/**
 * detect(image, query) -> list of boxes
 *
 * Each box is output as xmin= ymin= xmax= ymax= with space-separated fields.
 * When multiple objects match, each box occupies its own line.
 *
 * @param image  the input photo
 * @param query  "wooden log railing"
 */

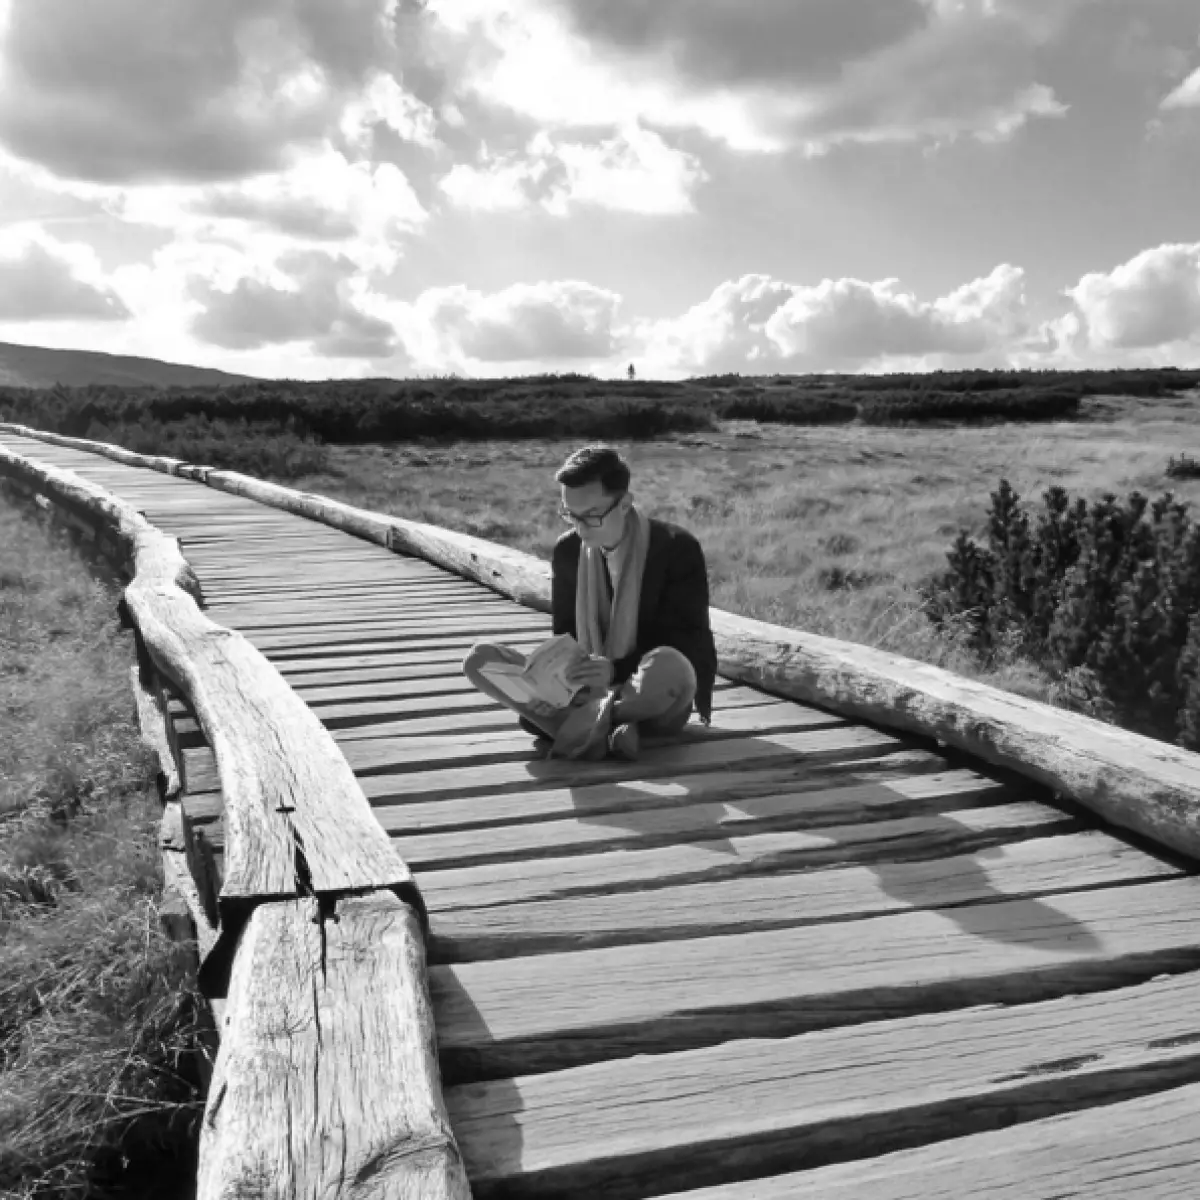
xmin=0 ymin=435 xmax=471 ymax=1200
xmin=4 ymin=421 xmax=1196 ymax=867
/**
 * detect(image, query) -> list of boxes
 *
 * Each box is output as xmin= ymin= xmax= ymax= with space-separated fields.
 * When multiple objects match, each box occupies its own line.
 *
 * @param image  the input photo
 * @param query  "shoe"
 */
xmin=607 ymin=722 xmax=640 ymax=761
xmin=550 ymin=692 xmax=615 ymax=760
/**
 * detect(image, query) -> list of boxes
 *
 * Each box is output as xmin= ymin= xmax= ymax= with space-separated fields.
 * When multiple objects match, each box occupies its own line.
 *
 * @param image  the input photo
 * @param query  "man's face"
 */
xmin=560 ymin=480 xmax=629 ymax=548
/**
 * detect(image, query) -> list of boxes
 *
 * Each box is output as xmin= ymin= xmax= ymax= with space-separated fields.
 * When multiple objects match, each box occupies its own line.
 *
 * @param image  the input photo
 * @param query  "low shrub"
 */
xmin=922 ymin=478 xmax=1200 ymax=748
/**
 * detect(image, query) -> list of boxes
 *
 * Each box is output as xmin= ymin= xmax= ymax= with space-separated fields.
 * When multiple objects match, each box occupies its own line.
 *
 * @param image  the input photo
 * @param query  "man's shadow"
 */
xmin=509 ymin=709 xmax=1109 ymax=952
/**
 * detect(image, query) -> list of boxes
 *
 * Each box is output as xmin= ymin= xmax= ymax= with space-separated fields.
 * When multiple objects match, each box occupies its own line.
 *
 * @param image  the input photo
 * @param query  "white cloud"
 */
xmin=1161 ymin=65 xmax=1200 ymax=109
xmin=637 ymin=265 xmax=1030 ymax=373
xmin=0 ymin=0 xmax=436 ymax=184
xmin=0 ymin=227 xmax=130 ymax=320
xmin=431 ymin=0 xmax=1071 ymax=155
xmin=1058 ymin=243 xmax=1200 ymax=352
xmin=415 ymin=280 xmax=623 ymax=365
xmin=439 ymin=124 xmax=706 ymax=214
xmin=340 ymin=71 xmax=442 ymax=152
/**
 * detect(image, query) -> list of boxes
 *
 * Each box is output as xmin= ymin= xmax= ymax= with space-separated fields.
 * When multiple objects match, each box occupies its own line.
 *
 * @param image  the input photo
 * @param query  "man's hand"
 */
xmin=567 ymin=655 xmax=614 ymax=692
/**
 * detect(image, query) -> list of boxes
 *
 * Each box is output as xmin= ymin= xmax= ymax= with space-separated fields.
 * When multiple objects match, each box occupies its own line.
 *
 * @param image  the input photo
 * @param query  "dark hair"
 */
xmin=555 ymin=444 xmax=631 ymax=493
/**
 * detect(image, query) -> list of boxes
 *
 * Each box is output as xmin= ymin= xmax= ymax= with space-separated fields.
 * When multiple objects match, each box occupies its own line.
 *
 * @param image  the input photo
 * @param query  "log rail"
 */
xmin=6 ymin=419 xmax=1200 ymax=1199
xmin=0 ymin=429 xmax=470 ymax=1199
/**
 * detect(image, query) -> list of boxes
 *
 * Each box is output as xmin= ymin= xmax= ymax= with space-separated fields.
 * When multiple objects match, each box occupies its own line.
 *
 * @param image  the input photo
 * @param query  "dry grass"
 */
xmin=280 ymin=392 xmax=1200 ymax=707
xmin=0 ymin=495 xmax=204 ymax=1199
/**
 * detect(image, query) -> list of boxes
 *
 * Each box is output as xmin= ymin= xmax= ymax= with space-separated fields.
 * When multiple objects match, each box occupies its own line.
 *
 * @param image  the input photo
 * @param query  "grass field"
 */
xmin=0 ymin=495 xmax=203 ymax=1198
xmin=281 ymin=391 xmax=1200 ymax=709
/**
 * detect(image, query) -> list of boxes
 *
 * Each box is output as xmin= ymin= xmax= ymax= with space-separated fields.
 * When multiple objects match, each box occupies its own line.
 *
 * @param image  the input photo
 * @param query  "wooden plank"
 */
xmin=183 ymin=747 xmax=955 ymax=837
xmin=248 ymin=625 xmax=549 ymax=659
xmin=654 ymin=1078 xmax=1200 ymax=1199
xmin=400 ymin=799 xmax=1072 ymax=876
xmin=358 ymin=725 xmax=913 ymax=802
xmin=327 ymin=696 xmax=833 ymax=744
xmin=430 ymin=831 xmax=1181 ymax=961
xmin=186 ymin=724 xmax=910 ymax=796
xmin=237 ymin=614 xmax=550 ymax=649
xmin=430 ymin=876 xmax=1200 ymax=1082
xmin=446 ymin=972 xmax=1200 ymax=1199
xmin=269 ymin=636 xmax=547 ymax=677
xmin=182 ymin=894 xmax=472 ymax=1200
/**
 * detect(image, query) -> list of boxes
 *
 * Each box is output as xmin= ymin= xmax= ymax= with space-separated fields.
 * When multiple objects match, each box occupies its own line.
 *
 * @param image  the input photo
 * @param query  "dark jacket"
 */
xmin=551 ymin=517 xmax=718 ymax=721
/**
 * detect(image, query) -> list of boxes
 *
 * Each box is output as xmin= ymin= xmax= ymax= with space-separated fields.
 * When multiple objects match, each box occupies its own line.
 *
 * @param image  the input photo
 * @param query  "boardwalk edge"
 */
xmin=0 ymin=431 xmax=472 ymax=1200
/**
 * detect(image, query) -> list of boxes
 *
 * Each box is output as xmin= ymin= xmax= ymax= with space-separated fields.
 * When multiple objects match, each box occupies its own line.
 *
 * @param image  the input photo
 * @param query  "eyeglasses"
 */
xmin=559 ymin=493 xmax=624 ymax=528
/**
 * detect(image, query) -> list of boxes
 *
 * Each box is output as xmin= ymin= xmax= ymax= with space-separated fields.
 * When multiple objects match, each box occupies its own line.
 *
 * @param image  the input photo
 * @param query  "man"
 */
xmin=463 ymin=443 xmax=718 ymax=760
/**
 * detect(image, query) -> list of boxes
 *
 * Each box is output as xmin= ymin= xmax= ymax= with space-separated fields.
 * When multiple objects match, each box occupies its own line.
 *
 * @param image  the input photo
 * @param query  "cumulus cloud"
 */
xmin=439 ymin=124 xmax=706 ymax=214
xmin=442 ymin=0 xmax=1071 ymax=154
xmin=1161 ymin=65 xmax=1200 ymax=109
xmin=639 ymin=265 xmax=1030 ymax=373
xmin=0 ymin=0 xmax=433 ymax=184
xmin=1058 ymin=243 xmax=1200 ymax=352
xmin=417 ymin=280 xmax=622 ymax=363
xmin=189 ymin=250 xmax=397 ymax=356
xmin=0 ymin=229 xmax=130 ymax=321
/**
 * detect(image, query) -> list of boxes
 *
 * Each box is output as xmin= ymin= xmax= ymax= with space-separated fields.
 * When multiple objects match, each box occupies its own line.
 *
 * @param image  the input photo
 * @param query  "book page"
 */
xmin=477 ymin=660 xmax=538 ymax=707
xmin=523 ymin=634 xmax=587 ymax=707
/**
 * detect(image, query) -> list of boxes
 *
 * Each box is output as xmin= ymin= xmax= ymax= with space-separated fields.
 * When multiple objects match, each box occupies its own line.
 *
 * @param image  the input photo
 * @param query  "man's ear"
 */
xmin=622 ymin=491 xmax=634 ymax=512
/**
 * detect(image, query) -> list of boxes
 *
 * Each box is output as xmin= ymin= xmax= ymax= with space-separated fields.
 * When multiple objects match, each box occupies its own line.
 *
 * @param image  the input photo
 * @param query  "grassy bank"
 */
xmin=275 ymin=390 xmax=1200 ymax=716
xmin=0 ymin=494 xmax=204 ymax=1198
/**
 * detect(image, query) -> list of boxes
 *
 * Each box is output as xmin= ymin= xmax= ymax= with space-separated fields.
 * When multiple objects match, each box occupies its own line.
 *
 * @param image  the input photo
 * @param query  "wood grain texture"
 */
xmin=196 ymin=892 xmax=470 ymax=1200
xmin=431 ymin=877 xmax=1200 ymax=1081
xmin=409 ymin=802 xmax=1076 ymax=909
xmin=654 ymin=1078 xmax=1200 ymax=1199
xmin=447 ymin=972 xmax=1200 ymax=1199
xmin=429 ymin=831 xmax=1181 ymax=961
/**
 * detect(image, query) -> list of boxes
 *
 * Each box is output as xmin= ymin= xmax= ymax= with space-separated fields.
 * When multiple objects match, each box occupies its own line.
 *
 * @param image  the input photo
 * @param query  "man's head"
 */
xmin=555 ymin=444 xmax=633 ymax=549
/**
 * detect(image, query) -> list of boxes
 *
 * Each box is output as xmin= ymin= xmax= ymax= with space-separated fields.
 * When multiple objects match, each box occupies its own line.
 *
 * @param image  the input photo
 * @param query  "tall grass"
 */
xmin=0 ymin=492 xmax=205 ymax=1199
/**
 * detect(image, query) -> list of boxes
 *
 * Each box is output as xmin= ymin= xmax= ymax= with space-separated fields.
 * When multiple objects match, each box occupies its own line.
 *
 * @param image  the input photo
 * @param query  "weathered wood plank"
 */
xmin=359 ymin=724 xmax=912 ymax=802
xmin=446 ymin=971 xmax=1200 ymax=1199
xmin=397 ymin=798 xmax=1073 ymax=874
xmin=186 ymin=724 xmax=910 ymax=798
xmin=326 ymin=696 xmax=839 ymax=745
xmin=430 ymin=877 xmax=1200 ymax=1081
xmin=197 ymin=894 xmax=474 ymax=1200
xmin=183 ymin=748 xmax=955 ymax=838
xmin=653 ymin=1078 xmax=1200 ymax=1199
xmin=430 ymin=831 xmax=1180 ymax=961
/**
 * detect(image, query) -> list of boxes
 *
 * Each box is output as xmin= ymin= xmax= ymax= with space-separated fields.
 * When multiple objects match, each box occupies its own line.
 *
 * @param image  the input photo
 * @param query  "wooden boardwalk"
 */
xmin=6 ymin=429 xmax=1200 ymax=1198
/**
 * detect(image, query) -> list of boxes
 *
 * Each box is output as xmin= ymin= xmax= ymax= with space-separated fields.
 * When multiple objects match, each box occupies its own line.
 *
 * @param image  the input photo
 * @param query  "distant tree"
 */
xmin=627 ymin=363 xmax=636 ymax=380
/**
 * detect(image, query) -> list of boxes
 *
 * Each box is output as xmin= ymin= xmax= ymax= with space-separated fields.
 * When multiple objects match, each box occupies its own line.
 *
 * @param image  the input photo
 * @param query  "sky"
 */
xmin=0 ymin=0 xmax=1196 ymax=381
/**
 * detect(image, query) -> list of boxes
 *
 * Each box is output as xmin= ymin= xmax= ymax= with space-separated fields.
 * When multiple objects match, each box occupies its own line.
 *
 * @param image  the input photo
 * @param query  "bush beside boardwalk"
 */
xmin=0 ymin=495 xmax=204 ymax=1199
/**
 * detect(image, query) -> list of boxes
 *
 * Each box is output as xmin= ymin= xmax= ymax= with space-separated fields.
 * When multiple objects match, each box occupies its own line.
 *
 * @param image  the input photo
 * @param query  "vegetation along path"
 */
xmin=4 ymin=427 xmax=1200 ymax=1199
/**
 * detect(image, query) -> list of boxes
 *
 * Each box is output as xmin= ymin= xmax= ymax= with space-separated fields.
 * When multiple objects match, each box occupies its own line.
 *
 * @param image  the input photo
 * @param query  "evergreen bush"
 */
xmin=923 ymin=479 xmax=1200 ymax=749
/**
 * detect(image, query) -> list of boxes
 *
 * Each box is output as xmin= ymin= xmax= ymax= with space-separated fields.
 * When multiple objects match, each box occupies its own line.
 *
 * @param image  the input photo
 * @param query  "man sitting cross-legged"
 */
xmin=462 ymin=443 xmax=718 ymax=761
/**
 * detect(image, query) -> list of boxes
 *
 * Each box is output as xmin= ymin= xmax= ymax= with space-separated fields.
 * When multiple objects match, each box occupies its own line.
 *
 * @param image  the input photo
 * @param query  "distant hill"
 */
xmin=0 ymin=341 xmax=260 ymax=389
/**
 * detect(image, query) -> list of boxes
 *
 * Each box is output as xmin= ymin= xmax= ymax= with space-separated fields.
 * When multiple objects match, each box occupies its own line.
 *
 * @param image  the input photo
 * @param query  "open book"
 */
xmin=478 ymin=633 xmax=590 ymax=709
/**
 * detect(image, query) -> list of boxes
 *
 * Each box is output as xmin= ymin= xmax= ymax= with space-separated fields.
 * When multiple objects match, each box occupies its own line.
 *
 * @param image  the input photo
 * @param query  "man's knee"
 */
xmin=637 ymin=646 xmax=697 ymax=693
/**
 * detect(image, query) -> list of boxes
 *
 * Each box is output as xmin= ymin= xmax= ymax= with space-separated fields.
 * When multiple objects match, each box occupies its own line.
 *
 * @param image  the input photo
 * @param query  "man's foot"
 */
xmin=608 ymin=722 xmax=640 ymax=761
xmin=550 ymin=692 xmax=615 ymax=760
